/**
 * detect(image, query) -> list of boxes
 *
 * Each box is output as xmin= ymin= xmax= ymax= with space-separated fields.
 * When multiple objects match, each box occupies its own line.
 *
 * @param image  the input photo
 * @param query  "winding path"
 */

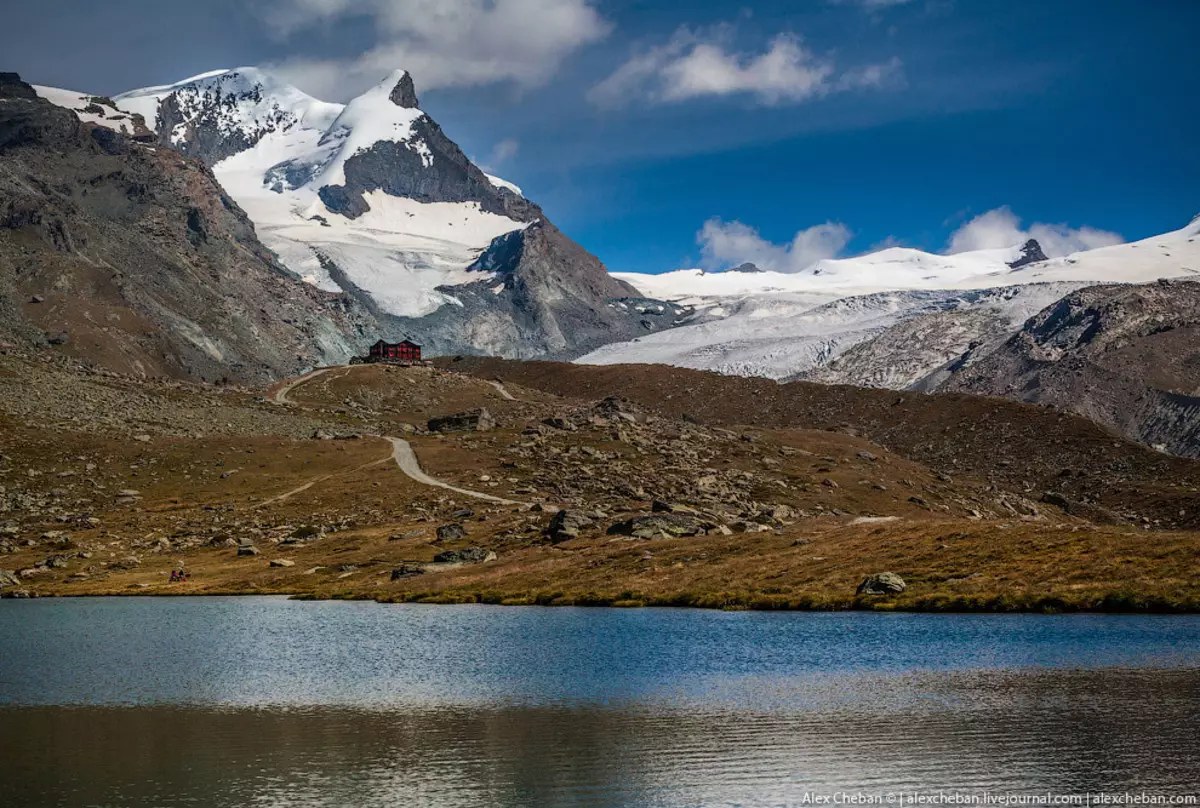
xmin=265 ymin=366 xmax=523 ymax=507
xmin=251 ymin=456 xmax=390 ymax=509
xmin=487 ymin=379 xmax=516 ymax=401
xmin=271 ymin=367 xmax=338 ymax=405
xmin=383 ymin=437 xmax=519 ymax=505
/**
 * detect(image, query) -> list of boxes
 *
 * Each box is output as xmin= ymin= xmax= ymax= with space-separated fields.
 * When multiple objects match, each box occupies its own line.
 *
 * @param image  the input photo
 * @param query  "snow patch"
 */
xmin=485 ymin=173 xmax=523 ymax=196
xmin=32 ymin=85 xmax=146 ymax=135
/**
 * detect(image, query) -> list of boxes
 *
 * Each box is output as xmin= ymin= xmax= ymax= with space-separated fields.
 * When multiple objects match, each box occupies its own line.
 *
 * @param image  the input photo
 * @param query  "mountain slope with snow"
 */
xmin=585 ymin=219 xmax=1200 ymax=380
xmin=32 ymin=67 xmax=670 ymax=360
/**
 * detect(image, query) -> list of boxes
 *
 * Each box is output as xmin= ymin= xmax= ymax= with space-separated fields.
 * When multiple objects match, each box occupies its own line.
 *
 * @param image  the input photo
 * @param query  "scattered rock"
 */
xmin=428 ymin=408 xmax=495 ymax=433
xmin=857 ymin=572 xmax=907 ymax=596
xmin=391 ymin=564 xmax=425 ymax=580
xmin=269 ymin=559 xmax=295 ymax=567
xmin=435 ymin=523 xmax=467 ymax=542
xmin=547 ymin=509 xmax=593 ymax=543
xmin=1040 ymin=491 xmax=1071 ymax=510
xmin=237 ymin=544 xmax=260 ymax=557
xmin=608 ymin=513 xmax=705 ymax=540
xmin=432 ymin=547 xmax=497 ymax=564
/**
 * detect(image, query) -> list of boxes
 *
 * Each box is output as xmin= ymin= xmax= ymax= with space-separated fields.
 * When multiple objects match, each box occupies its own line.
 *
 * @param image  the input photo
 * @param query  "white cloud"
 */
xmin=256 ymin=0 xmax=611 ymax=98
xmin=946 ymin=207 xmax=1123 ymax=257
xmin=698 ymin=217 xmax=853 ymax=273
xmin=589 ymin=26 xmax=901 ymax=108
xmin=489 ymin=138 xmax=520 ymax=164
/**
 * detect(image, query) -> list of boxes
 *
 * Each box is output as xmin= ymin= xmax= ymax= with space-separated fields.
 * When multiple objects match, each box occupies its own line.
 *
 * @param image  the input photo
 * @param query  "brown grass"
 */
xmin=2 ymin=362 xmax=1197 ymax=613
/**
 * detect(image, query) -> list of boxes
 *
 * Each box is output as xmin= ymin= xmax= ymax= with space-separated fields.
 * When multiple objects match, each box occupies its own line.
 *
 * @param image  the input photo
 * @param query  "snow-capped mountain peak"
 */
xmin=582 ymin=217 xmax=1200 ymax=381
xmin=298 ymin=71 xmax=430 ymax=191
xmin=111 ymin=67 xmax=343 ymax=165
xmin=30 ymin=65 xmax=660 ymax=359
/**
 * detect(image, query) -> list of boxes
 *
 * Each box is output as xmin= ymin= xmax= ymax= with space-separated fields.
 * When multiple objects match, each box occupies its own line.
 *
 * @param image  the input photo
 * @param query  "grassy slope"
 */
xmin=1 ymin=357 xmax=1197 ymax=611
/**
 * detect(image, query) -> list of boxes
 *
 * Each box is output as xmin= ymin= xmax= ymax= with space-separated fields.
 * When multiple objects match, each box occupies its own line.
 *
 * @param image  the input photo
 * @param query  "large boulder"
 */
xmin=428 ymin=408 xmax=496 ymax=433
xmin=547 ymin=510 xmax=593 ymax=543
xmin=391 ymin=564 xmax=425 ymax=580
xmin=432 ymin=547 xmax=496 ymax=564
xmin=435 ymin=524 xmax=467 ymax=542
xmin=608 ymin=513 xmax=705 ymax=540
xmin=857 ymin=572 xmax=907 ymax=596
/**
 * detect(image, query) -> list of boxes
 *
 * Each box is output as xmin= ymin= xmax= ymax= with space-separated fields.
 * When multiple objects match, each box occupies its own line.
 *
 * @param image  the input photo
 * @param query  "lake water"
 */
xmin=1 ymin=598 xmax=1197 ymax=807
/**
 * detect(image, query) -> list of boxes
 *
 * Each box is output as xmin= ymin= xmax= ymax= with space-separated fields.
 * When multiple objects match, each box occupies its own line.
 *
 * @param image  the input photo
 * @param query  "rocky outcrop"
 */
xmin=388 ymin=72 xmax=420 ymax=109
xmin=153 ymin=71 xmax=304 ymax=166
xmin=320 ymin=113 xmax=540 ymax=223
xmin=0 ymin=72 xmax=378 ymax=383
xmin=608 ymin=513 xmax=706 ymax=539
xmin=547 ymin=510 xmax=593 ymax=543
xmin=432 ymin=547 xmax=496 ymax=564
xmin=428 ymin=409 xmax=495 ymax=433
xmin=1007 ymin=239 xmax=1049 ymax=269
xmin=943 ymin=280 xmax=1200 ymax=456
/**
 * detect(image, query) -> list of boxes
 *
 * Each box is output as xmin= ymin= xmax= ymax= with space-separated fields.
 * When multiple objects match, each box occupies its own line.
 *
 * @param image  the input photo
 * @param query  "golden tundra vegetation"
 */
xmin=0 ymin=350 xmax=1196 ymax=611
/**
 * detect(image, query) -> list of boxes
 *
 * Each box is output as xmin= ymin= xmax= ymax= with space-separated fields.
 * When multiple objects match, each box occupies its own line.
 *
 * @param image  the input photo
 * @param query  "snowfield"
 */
xmin=585 ymin=218 xmax=1200 ymax=380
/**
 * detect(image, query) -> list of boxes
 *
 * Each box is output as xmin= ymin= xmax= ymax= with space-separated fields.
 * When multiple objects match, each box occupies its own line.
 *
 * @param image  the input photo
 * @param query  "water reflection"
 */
xmin=3 ymin=670 xmax=1198 ymax=808
xmin=1 ymin=599 xmax=1197 ymax=807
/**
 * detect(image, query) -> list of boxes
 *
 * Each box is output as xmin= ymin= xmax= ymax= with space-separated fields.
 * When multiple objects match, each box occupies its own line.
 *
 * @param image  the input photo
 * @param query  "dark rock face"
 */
xmin=320 ymin=114 xmax=540 ymax=223
xmin=0 ymin=72 xmax=39 ymax=100
xmin=0 ymin=75 xmax=378 ymax=383
xmin=728 ymin=262 xmax=763 ymax=273
xmin=0 ymin=77 xmax=80 ymax=152
xmin=388 ymin=72 xmax=420 ymax=109
xmin=1007 ymin=239 xmax=1049 ymax=269
xmin=367 ymin=220 xmax=690 ymax=360
xmin=944 ymin=281 xmax=1200 ymax=457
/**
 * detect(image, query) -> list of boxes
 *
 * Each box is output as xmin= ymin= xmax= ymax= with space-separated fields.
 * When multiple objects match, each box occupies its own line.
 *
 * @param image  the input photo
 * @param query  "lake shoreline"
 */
xmin=8 ymin=587 xmax=1199 ymax=614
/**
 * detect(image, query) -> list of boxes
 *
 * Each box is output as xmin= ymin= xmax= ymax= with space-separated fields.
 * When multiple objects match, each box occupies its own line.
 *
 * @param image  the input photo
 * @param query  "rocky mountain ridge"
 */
xmin=103 ymin=68 xmax=677 ymax=360
xmin=0 ymin=72 xmax=375 ymax=382
xmin=941 ymin=278 xmax=1200 ymax=456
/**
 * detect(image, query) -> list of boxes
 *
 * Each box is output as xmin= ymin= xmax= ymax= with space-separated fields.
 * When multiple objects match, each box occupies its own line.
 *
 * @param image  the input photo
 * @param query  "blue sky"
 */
xmin=6 ymin=0 xmax=1197 ymax=274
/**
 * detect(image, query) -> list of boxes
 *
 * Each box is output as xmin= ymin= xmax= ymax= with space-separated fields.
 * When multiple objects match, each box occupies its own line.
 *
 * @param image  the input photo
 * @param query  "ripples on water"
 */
xmin=0 ymin=598 xmax=1197 ymax=807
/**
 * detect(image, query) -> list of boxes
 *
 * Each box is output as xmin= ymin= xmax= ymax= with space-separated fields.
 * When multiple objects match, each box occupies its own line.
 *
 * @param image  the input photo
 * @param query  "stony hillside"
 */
xmin=0 ymin=72 xmax=375 ymax=383
xmin=942 ymin=279 xmax=1200 ymax=456
xmin=442 ymin=355 xmax=1200 ymax=531
xmin=2 ymin=352 xmax=1197 ymax=610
